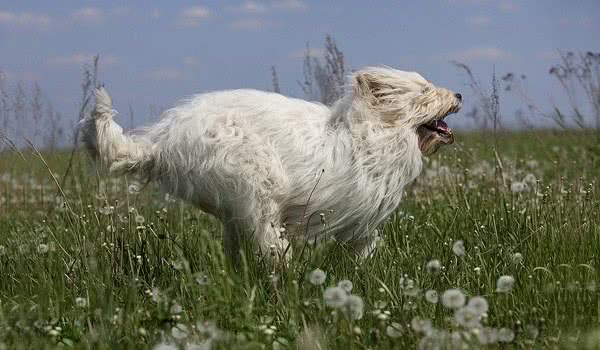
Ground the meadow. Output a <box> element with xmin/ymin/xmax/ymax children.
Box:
<box><xmin>0</xmin><ymin>129</ymin><xmax>599</xmax><ymax>349</ymax></box>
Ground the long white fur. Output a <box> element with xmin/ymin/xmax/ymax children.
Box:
<box><xmin>80</xmin><ymin>66</ymin><xmax>462</xmax><ymax>260</ymax></box>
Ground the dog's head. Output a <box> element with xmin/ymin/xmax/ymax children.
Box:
<box><xmin>352</xmin><ymin>67</ymin><xmax>462</xmax><ymax>156</ymax></box>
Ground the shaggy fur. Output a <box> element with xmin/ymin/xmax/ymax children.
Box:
<box><xmin>80</xmin><ymin>67</ymin><xmax>462</xmax><ymax>261</ymax></box>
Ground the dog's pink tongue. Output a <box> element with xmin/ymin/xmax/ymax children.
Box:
<box><xmin>436</xmin><ymin>120</ymin><xmax>450</xmax><ymax>132</ymax></box>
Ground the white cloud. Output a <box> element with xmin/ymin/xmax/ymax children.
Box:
<box><xmin>466</xmin><ymin>15</ymin><xmax>491</xmax><ymax>27</ymax></box>
<box><xmin>72</xmin><ymin>7</ymin><xmax>104</xmax><ymax>24</ymax></box>
<box><xmin>0</xmin><ymin>11</ymin><xmax>52</xmax><ymax>29</ymax></box>
<box><xmin>146</xmin><ymin>68</ymin><xmax>184</xmax><ymax>80</ymax></box>
<box><xmin>272</xmin><ymin>0</ymin><xmax>308</xmax><ymax>12</ymax></box>
<box><xmin>179</xmin><ymin>6</ymin><xmax>211</xmax><ymax>27</ymax></box>
<box><xmin>229</xmin><ymin>18</ymin><xmax>272</xmax><ymax>30</ymax></box>
<box><xmin>227</xmin><ymin>0</ymin><xmax>308</xmax><ymax>14</ymax></box>
<box><xmin>433</xmin><ymin>46</ymin><xmax>512</xmax><ymax>62</ymax></box>
<box><xmin>50</xmin><ymin>53</ymin><xmax>118</xmax><ymax>66</ymax></box>
<box><xmin>227</xmin><ymin>1</ymin><xmax>270</xmax><ymax>14</ymax></box>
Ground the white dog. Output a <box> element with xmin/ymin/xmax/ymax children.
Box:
<box><xmin>80</xmin><ymin>67</ymin><xmax>461</xmax><ymax>261</ymax></box>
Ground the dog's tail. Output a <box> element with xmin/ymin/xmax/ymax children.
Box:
<box><xmin>80</xmin><ymin>87</ymin><xmax>154</xmax><ymax>190</ymax></box>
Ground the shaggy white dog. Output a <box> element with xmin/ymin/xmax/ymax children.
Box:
<box><xmin>80</xmin><ymin>67</ymin><xmax>462</xmax><ymax>261</ymax></box>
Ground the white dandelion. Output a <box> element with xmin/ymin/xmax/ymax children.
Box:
<box><xmin>75</xmin><ymin>297</ymin><xmax>88</xmax><ymax>308</ymax></box>
<box><xmin>477</xmin><ymin>327</ymin><xmax>499</xmax><ymax>345</ymax></box>
<box><xmin>498</xmin><ymin>328</ymin><xmax>515</xmax><ymax>343</ymax></box>
<box><xmin>525</xmin><ymin>324</ymin><xmax>539</xmax><ymax>339</ymax></box>
<box><xmin>135</xmin><ymin>214</ymin><xmax>145</xmax><ymax>224</ymax></box>
<box><xmin>342</xmin><ymin>294</ymin><xmax>364</xmax><ymax>320</ymax></box>
<box><xmin>511</xmin><ymin>181</ymin><xmax>528</xmax><ymax>193</ymax></box>
<box><xmin>0</xmin><ymin>245</ymin><xmax>5</xmax><ymax>256</ymax></box>
<box><xmin>323</xmin><ymin>287</ymin><xmax>348</xmax><ymax>308</ymax></box>
<box><xmin>467</xmin><ymin>296</ymin><xmax>489</xmax><ymax>315</ymax></box>
<box><xmin>452</xmin><ymin>240</ymin><xmax>465</xmax><ymax>257</ymax></box>
<box><xmin>308</xmin><ymin>269</ymin><xmax>327</xmax><ymax>285</ymax></box>
<box><xmin>411</xmin><ymin>316</ymin><xmax>433</xmax><ymax>334</ymax></box>
<box><xmin>425</xmin><ymin>290</ymin><xmax>439</xmax><ymax>304</ymax></box>
<box><xmin>523</xmin><ymin>173</ymin><xmax>537</xmax><ymax>185</ymax></box>
<box><xmin>170</xmin><ymin>302</ymin><xmax>183</xmax><ymax>315</ymax></box>
<box><xmin>454</xmin><ymin>306</ymin><xmax>481</xmax><ymax>329</ymax></box>
<box><xmin>171</xmin><ymin>323</ymin><xmax>189</xmax><ymax>340</ymax></box>
<box><xmin>337</xmin><ymin>279</ymin><xmax>353</xmax><ymax>293</ymax></box>
<box><xmin>441</xmin><ymin>289</ymin><xmax>466</xmax><ymax>309</ymax></box>
<box><xmin>426</xmin><ymin>259</ymin><xmax>442</xmax><ymax>274</ymax></box>
<box><xmin>511</xmin><ymin>252</ymin><xmax>523</xmax><ymax>264</ymax></box>
<box><xmin>37</xmin><ymin>243</ymin><xmax>49</xmax><ymax>254</ymax></box>
<box><xmin>496</xmin><ymin>275</ymin><xmax>515</xmax><ymax>293</ymax></box>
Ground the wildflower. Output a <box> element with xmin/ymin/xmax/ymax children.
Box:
<box><xmin>511</xmin><ymin>181</ymin><xmax>528</xmax><ymax>193</ymax></box>
<box><xmin>171</xmin><ymin>323</ymin><xmax>189</xmax><ymax>340</ymax></box>
<box><xmin>308</xmin><ymin>269</ymin><xmax>327</xmax><ymax>285</ymax></box>
<box><xmin>511</xmin><ymin>252</ymin><xmax>523</xmax><ymax>264</ymax></box>
<box><xmin>170</xmin><ymin>302</ymin><xmax>183</xmax><ymax>315</ymax></box>
<box><xmin>426</xmin><ymin>259</ymin><xmax>442</xmax><ymax>274</ymax></box>
<box><xmin>135</xmin><ymin>214</ymin><xmax>145</xmax><ymax>224</ymax></box>
<box><xmin>425</xmin><ymin>290</ymin><xmax>439</xmax><ymax>304</ymax></box>
<box><xmin>37</xmin><ymin>243</ymin><xmax>49</xmax><ymax>254</ymax></box>
<box><xmin>441</xmin><ymin>289</ymin><xmax>466</xmax><ymax>309</ymax></box>
<box><xmin>498</xmin><ymin>327</ymin><xmax>515</xmax><ymax>343</ymax></box>
<box><xmin>99</xmin><ymin>205</ymin><xmax>115</xmax><ymax>216</ymax></box>
<box><xmin>496</xmin><ymin>275</ymin><xmax>515</xmax><ymax>293</ymax></box>
<box><xmin>452</xmin><ymin>240</ymin><xmax>465</xmax><ymax>257</ymax></box>
<box><xmin>467</xmin><ymin>296</ymin><xmax>489</xmax><ymax>315</ymax></box>
<box><xmin>75</xmin><ymin>297</ymin><xmax>88</xmax><ymax>308</ymax></box>
<box><xmin>454</xmin><ymin>306</ymin><xmax>481</xmax><ymax>329</ymax></box>
<box><xmin>477</xmin><ymin>327</ymin><xmax>498</xmax><ymax>345</ymax></box>
<box><xmin>323</xmin><ymin>287</ymin><xmax>348</xmax><ymax>308</ymax></box>
<box><xmin>386</xmin><ymin>322</ymin><xmax>403</xmax><ymax>338</ymax></box>
<box><xmin>342</xmin><ymin>294</ymin><xmax>364</xmax><ymax>320</ymax></box>
<box><xmin>411</xmin><ymin>316</ymin><xmax>433</xmax><ymax>334</ymax></box>
<box><xmin>337</xmin><ymin>279</ymin><xmax>353</xmax><ymax>293</ymax></box>
<box><xmin>525</xmin><ymin>324</ymin><xmax>539</xmax><ymax>339</ymax></box>
<box><xmin>523</xmin><ymin>173</ymin><xmax>537</xmax><ymax>185</ymax></box>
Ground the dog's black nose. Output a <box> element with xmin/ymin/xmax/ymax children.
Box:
<box><xmin>455</xmin><ymin>93</ymin><xmax>462</xmax><ymax>101</ymax></box>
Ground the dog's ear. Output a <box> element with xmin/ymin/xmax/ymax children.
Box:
<box><xmin>353</xmin><ymin>71</ymin><xmax>395</xmax><ymax>107</ymax></box>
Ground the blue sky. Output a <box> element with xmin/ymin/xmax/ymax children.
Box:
<box><xmin>1</xmin><ymin>0</ymin><xmax>599</xmax><ymax>128</ymax></box>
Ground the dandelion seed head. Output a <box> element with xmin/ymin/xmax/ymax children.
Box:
<box><xmin>498</xmin><ymin>327</ymin><xmax>515</xmax><ymax>343</ymax></box>
<box><xmin>467</xmin><ymin>296</ymin><xmax>489</xmax><ymax>315</ymax></box>
<box><xmin>170</xmin><ymin>302</ymin><xmax>183</xmax><ymax>315</ymax></box>
<box><xmin>511</xmin><ymin>181</ymin><xmax>528</xmax><ymax>193</ymax></box>
<box><xmin>171</xmin><ymin>323</ymin><xmax>189</xmax><ymax>340</ymax></box>
<box><xmin>511</xmin><ymin>252</ymin><xmax>523</xmax><ymax>264</ymax></box>
<box><xmin>477</xmin><ymin>327</ymin><xmax>498</xmax><ymax>345</ymax></box>
<box><xmin>308</xmin><ymin>269</ymin><xmax>327</xmax><ymax>285</ymax></box>
<box><xmin>337</xmin><ymin>279</ymin><xmax>353</xmax><ymax>292</ymax></box>
<box><xmin>454</xmin><ymin>306</ymin><xmax>481</xmax><ymax>329</ymax></box>
<box><xmin>37</xmin><ymin>243</ymin><xmax>49</xmax><ymax>254</ymax></box>
<box><xmin>411</xmin><ymin>316</ymin><xmax>432</xmax><ymax>334</ymax></box>
<box><xmin>496</xmin><ymin>275</ymin><xmax>515</xmax><ymax>293</ymax></box>
<box><xmin>342</xmin><ymin>294</ymin><xmax>364</xmax><ymax>320</ymax></box>
<box><xmin>452</xmin><ymin>240</ymin><xmax>465</xmax><ymax>256</ymax></box>
<box><xmin>425</xmin><ymin>290</ymin><xmax>439</xmax><ymax>304</ymax></box>
<box><xmin>442</xmin><ymin>289</ymin><xmax>466</xmax><ymax>309</ymax></box>
<box><xmin>0</xmin><ymin>245</ymin><xmax>6</xmax><ymax>256</ymax></box>
<box><xmin>135</xmin><ymin>214</ymin><xmax>145</xmax><ymax>224</ymax></box>
<box><xmin>75</xmin><ymin>297</ymin><xmax>88</xmax><ymax>308</ymax></box>
<box><xmin>426</xmin><ymin>259</ymin><xmax>442</xmax><ymax>274</ymax></box>
<box><xmin>323</xmin><ymin>287</ymin><xmax>347</xmax><ymax>308</ymax></box>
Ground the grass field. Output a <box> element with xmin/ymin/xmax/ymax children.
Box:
<box><xmin>0</xmin><ymin>129</ymin><xmax>599</xmax><ymax>349</ymax></box>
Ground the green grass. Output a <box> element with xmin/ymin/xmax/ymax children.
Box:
<box><xmin>0</xmin><ymin>129</ymin><xmax>599</xmax><ymax>349</ymax></box>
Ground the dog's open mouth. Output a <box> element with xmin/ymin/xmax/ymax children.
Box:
<box><xmin>417</xmin><ymin>117</ymin><xmax>454</xmax><ymax>156</ymax></box>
